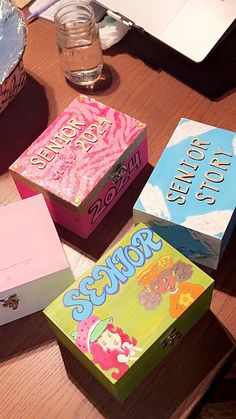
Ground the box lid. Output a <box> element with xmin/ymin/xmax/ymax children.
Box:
<box><xmin>134</xmin><ymin>118</ymin><xmax>236</xmax><ymax>240</ymax></box>
<box><xmin>10</xmin><ymin>94</ymin><xmax>146</xmax><ymax>211</ymax></box>
<box><xmin>0</xmin><ymin>194</ymin><xmax>69</xmax><ymax>293</ymax></box>
<box><xmin>44</xmin><ymin>222</ymin><xmax>213</xmax><ymax>387</ymax></box>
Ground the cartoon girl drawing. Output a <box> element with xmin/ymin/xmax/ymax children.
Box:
<box><xmin>138</xmin><ymin>255</ymin><xmax>204</xmax><ymax>318</ymax></box>
<box><xmin>71</xmin><ymin>315</ymin><xmax>143</xmax><ymax>380</ymax></box>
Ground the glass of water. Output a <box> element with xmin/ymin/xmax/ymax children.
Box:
<box><xmin>54</xmin><ymin>2</ymin><xmax>103</xmax><ymax>87</ymax></box>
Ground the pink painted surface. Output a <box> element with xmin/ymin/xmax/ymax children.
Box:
<box><xmin>0</xmin><ymin>195</ymin><xmax>69</xmax><ymax>292</ymax></box>
<box><xmin>10</xmin><ymin>95</ymin><xmax>147</xmax><ymax>237</ymax></box>
<box><xmin>10</xmin><ymin>95</ymin><xmax>146</xmax><ymax>206</ymax></box>
<box><xmin>14</xmin><ymin>139</ymin><xmax>148</xmax><ymax>238</ymax></box>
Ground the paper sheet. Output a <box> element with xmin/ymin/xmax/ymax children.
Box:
<box><xmin>29</xmin><ymin>0</ymin><xmax>106</xmax><ymax>22</ymax></box>
<box><xmin>14</xmin><ymin>0</ymin><xmax>32</xmax><ymax>9</ymax></box>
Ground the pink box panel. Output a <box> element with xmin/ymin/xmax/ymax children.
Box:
<box><xmin>0</xmin><ymin>195</ymin><xmax>70</xmax><ymax>293</ymax></box>
<box><xmin>13</xmin><ymin>139</ymin><xmax>148</xmax><ymax>238</ymax></box>
<box><xmin>10</xmin><ymin>95</ymin><xmax>147</xmax><ymax>238</ymax></box>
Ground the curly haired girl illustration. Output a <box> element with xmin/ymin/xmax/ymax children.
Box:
<box><xmin>72</xmin><ymin>315</ymin><xmax>143</xmax><ymax>380</ymax></box>
<box><xmin>138</xmin><ymin>255</ymin><xmax>204</xmax><ymax>318</ymax></box>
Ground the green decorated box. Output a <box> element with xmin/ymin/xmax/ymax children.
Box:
<box><xmin>44</xmin><ymin>223</ymin><xmax>214</xmax><ymax>401</ymax></box>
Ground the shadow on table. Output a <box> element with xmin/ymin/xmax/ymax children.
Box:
<box><xmin>197</xmin><ymin>228</ymin><xmax>236</xmax><ymax>298</ymax></box>
<box><xmin>213</xmin><ymin>228</ymin><xmax>236</xmax><ymax>297</ymax></box>
<box><xmin>105</xmin><ymin>26</ymin><xmax>236</xmax><ymax>100</ymax></box>
<box><xmin>0</xmin><ymin>74</ymin><xmax>50</xmax><ymax>175</ymax></box>
<box><xmin>66</xmin><ymin>64</ymin><xmax>120</xmax><ymax>96</ymax></box>
<box><xmin>60</xmin><ymin>311</ymin><xmax>235</xmax><ymax>419</ymax></box>
<box><xmin>0</xmin><ymin>311</ymin><xmax>54</xmax><ymax>362</ymax></box>
<box><xmin>190</xmin><ymin>356</ymin><xmax>236</xmax><ymax>419</ymax></box>
<box><xmin>56</xmin><ymin>162</ymin><xmax>153</xmax><ymax>261</ymax></box>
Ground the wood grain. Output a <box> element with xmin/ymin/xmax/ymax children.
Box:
<box><xmin>0</xmin><ymin>17</ymin><xmax>235</xmax><ymax>419</ymax></box>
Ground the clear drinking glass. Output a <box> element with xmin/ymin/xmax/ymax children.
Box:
<box><xmin>54</xmin><ymin>2</ymin><xmax>103</xmax><ymax>87</ymax></box>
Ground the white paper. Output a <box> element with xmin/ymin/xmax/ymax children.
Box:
<box><xmin>29</xmin><ymin>0</ymin><xmax>106</xmax><ymax>22</ymax></box>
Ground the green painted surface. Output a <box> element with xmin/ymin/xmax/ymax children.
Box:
<box><xmin>44</xmin><ymin>223</ymin><xmax>214</xmax><ymax>400</ymax></box>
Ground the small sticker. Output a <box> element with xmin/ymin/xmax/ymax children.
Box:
<box><xmin>0</xmin><ymin>294</ymin><xmax>20</xmax><ymax>310</ymax></box>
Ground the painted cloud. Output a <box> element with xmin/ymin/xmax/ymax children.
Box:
<box><xmin>138</xmin><ymin>183</ymin><xmax>171</xmax><ymax>220</ymax></box>
<box><xmin>167</xmin><ymin>120</ymin><xmax>214</xmax><ymax>148</ymax></box>
<box><xmin>233</xmin><ymin>135</ymin><xmax>236</xmax><ymax>155</ymax></box>
<box><xmin>181</xmin><ymin>210</ymin><xmax>233</xmax><ymax>236</ymax></box>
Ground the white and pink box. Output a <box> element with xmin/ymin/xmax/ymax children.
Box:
<box><xmin>9</xmin><ymin>95</ymin><xmax>147</xmax><ymax>238</ymax></box>
<box><xmin>0</xmin><ymin>195</ymin><xmax>74</xmax><ymax>326</ymax></box>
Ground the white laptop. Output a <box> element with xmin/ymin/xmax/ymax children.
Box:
<box><xmin>96</xmin><ymin>0</ymin><xmax>236</xmax><ymax>62</ymax></box>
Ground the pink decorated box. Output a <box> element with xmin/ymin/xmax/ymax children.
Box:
<box><xmin>9</xmin><ymin>94</ymin><xmax>147</xmax><ymax>238</ymax></box>
<box><xmin>0</xmin><ymin>195</ymin><xmax>74</xmax><ymax>326</ymax></box>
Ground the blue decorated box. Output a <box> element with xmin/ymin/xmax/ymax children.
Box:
<box><xmin>133</xmin><ymin>118</ymin><xmax>236</xmax><ymax>269</ymax></box>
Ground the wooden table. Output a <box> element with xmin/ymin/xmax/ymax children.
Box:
<box><xmin>0</xmin><ymin>17</ymin><xmax>235</xmax><ymax>419</ymax></box>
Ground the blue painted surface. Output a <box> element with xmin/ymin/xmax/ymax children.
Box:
<box><xmin>134</xmin><ymin>119</ymin><xmax>236</xmax><ymax>267</ymax></box>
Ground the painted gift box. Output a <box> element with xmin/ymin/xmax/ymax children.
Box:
<box><xmin>0</xmin><ymin>194</ymin><xmax>74</xmax><ymax>326</ymax></box>
<box><xmin>133</xmin><ymin>118</ymin><xmax>236</xmax><ymax>269</ymax></box>
<box><xmin>44</xmin><ymin>223</ymin><xmax>214</xmax><ymax>401</ymax></box>
<box><xmin>9</xmin><ymin>94</ymin><xmax>147</xmax><ymax>238</ymax></box>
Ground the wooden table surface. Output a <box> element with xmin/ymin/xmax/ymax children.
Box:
<box><xmin>0</xmin><ymin>17</ymin><xmax>236</xmax><ymax>419</ymax></box>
